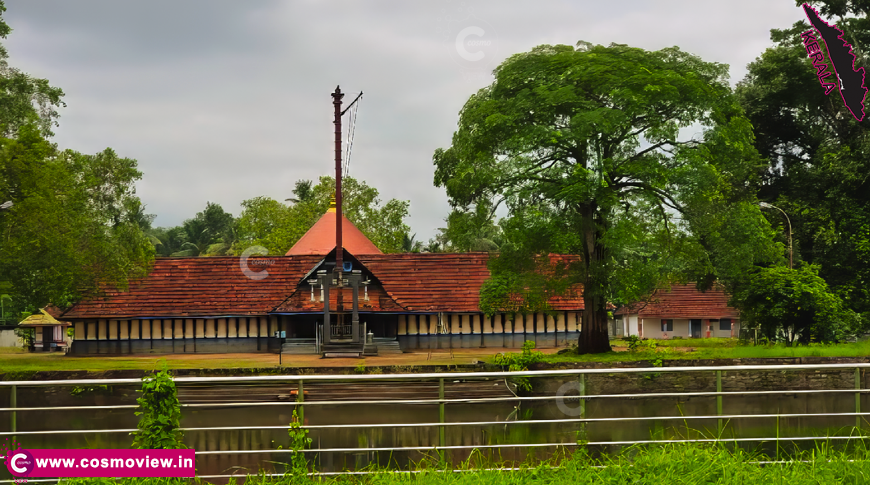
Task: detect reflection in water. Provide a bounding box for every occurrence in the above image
[0,379,867,478]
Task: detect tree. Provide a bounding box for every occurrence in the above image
[438,199,503,252]
[434,42,769,354]
[233,176,411,255]
[181,202,235,256]
[401,233,423,253]
[735,265,859,344]
[735,8,870,322]
[0,123,154,315]
[0,1,65,138]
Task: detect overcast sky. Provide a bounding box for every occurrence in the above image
[4,1,807,241]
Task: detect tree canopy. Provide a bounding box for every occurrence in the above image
[0,124,154,315]
[434,42,775,353]
[733,1,870,335]
[232,176,411,255]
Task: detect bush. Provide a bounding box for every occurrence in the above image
[131,361,185,449]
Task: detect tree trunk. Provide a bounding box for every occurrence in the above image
[577,299,612,354]
[576,203,612,354]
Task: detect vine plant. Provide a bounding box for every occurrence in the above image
[131,361,185,449]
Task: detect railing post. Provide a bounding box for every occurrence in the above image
[297,379,304,423]
[856,367,862,430]
[438,378,445,449]
[578,373,587,441]
[716,370,723,436]
[10,385,16,435]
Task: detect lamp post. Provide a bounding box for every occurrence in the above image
[760,202,793,269]
[0,295,11,326]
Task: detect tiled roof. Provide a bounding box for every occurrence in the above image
[356,253,585,312]
[285,208,381,256]
[62,255,323,319]
[62,253,587,319]
[615,284,739,319]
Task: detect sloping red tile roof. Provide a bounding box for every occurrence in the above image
[615,284,739,319]
[62,255,323,319]
[62,253,587,319]
[285,208,382,256]
[356,253,585,312]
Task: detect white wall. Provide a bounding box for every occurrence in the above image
[0,328,21,347]
[621,316,740,339]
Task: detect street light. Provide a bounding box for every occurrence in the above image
[759,202,793,269]
[0,201,12,211]
[0,294,11,326]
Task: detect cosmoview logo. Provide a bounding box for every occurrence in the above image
[8,451,34,476]
[446,16,499,74]
[239,245,271,281]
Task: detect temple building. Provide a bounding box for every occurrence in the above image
[62,202,585,355]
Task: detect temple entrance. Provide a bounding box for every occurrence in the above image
[329,313,353,340]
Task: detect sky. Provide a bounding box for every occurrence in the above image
[3,1,808,242]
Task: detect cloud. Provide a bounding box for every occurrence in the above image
[3,0,805,240]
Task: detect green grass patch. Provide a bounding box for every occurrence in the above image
[54,442,870,484]
[538,339,870,365]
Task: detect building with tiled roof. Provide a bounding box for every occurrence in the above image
[614,284,741,339]
[62,208,586,355]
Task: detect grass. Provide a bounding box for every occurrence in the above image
[537,338,870,365]
[0,352,286,373]
[54,442,870,484]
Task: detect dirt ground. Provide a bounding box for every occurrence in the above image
[0,346,568,372]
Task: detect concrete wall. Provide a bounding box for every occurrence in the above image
[0,328,20,347]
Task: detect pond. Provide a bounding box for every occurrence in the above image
[0,375,867,480]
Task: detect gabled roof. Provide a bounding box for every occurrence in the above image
[615,284,739,319]
[285,206,381,256]
[62,255,323,319]
[20,308,71,327]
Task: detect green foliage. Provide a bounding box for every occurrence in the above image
[70,384,110,397]
[621,335,641,352]
[354,361,366,374]
[0,124,155,315]
[285,409,311,474]
[493,340,544,391]
[232,176,411,255]
[13,325,32,347]
[434,41,769,354]
[131,362,185,450]
[0,2,65,138]
[433,199,503,252]
[55,441,870,484]
[736,11,870,324]
[180,202,235,256]
[733,265,862,344]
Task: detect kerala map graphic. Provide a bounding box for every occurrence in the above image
[802,3,868,121]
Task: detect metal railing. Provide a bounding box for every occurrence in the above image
[0,363,868,479]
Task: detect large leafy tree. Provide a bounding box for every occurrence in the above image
[233,176,411,255]
[735,2,870,323]
[0,1,64,138]
[434,42,772,354]
[0,124,154,315]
